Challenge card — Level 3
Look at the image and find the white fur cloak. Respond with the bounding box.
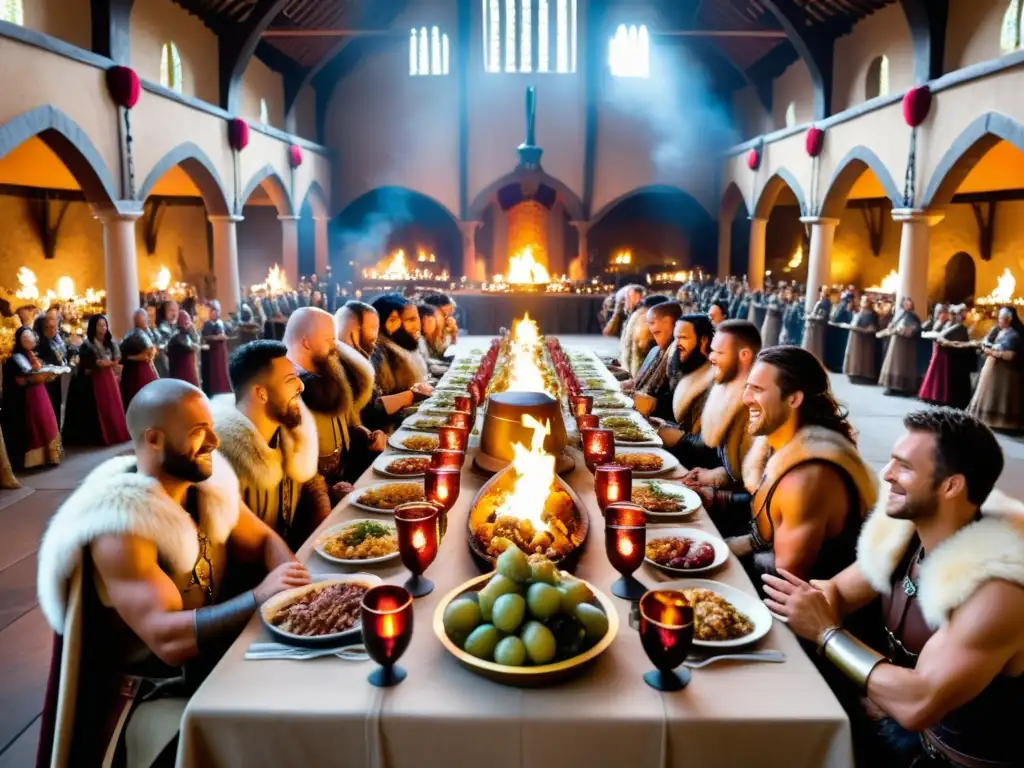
[212,399,319,493]
[672,361,715,425]
[37,453,241,634]
[857,482,1024,629]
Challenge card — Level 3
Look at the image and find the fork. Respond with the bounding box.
[245,642,368,661]
[683,650,786,668]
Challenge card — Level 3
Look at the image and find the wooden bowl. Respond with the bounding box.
[433,573,619,687]
[467,466,590,572]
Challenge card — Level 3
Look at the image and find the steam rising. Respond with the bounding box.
[336,188,413,270]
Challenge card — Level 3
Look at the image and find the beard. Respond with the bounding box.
[317,347,345,385]
[668,348,707,380]
[162,444,213,483]
[885,482,937,521]
[357,333,376,357]
[713,356,738,384]
[270,395,303,429]
[748,401,788,437]
[390,328,420,351]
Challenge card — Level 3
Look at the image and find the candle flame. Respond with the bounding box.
[618,538,635,557]
[380,614,398,638]
[412,529,427,550]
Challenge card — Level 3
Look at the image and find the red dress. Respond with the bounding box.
[1,352,62,469]
[201,320,232,395]
[80,341,131,445]
[168,329,200,387]
[119,329,160,409]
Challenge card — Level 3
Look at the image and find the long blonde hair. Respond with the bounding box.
[620,308,651,377]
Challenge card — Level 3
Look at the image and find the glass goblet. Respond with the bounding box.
[571,394,594,417]
[438,425,469,453]
[604,502,647,600]
[580,427,615,472]
[361,584,414,687]
[394,502,440,597]
[638,589,694,692]
[454,394,476,423]
[576,414,600,431]
[446,411,472,431]
[595,465,632,511]
[430,448,464,470]
[424,468,460,537]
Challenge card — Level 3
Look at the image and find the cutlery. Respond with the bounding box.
[245,642,368,661]
[682,650,786,668]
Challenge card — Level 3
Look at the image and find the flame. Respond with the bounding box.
[15,267,39,300]
[56,276,75,300]
[152,266,171,292]
[866,270,899,295]
[412,529,427,550]
[977,268,1019,305]
[507,313,549,393]
[506,247,551,284]
[497,415,556,529]
[363,249,448,282]
[253,264,291,296]
[788,244,803,270]
[612,250,632,265]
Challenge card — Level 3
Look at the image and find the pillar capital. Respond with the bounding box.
[277,214,302,222]
[748,216,769,224]
[891,208,944,226]
[208,214,245,224]
[95,209,144,223]
[799,216,840,227]
[568,220,589,233]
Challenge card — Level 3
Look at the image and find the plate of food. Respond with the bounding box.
[606,447,680,477]
[655,578,772,648]
[315,519,400,565]
[372,452,432,478]
[421,391,462,410]
[260,574,382,647]
[631,480,701,517]
[433,549,618,686]
[401,413,451,432]
[592,392,635,411]
[388,429,442,453]
[644,527,727,575]
[349,480,426,513]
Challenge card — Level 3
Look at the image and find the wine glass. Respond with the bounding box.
[595,465,632,511]
[580,427,615,472]
[454,394,476,424]
[570,394,593,417]
[361,584,414,687]
[438,425,469,452]
[576,414,600,431]
[424,468,460,538]
[430,448,464,470]
[446,411,472,431]
[638,589,694,692]
[394,502,440,597]
[604,502,647,600]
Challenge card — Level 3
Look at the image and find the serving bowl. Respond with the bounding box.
[433,572,618,686]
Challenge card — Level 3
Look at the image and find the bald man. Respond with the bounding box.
[37,379,306,768]
[284,307,380,495]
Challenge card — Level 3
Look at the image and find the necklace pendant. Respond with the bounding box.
[902,575,917,597]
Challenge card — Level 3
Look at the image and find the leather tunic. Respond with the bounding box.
[883,537,1024,767]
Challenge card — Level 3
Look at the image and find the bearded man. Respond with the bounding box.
[654,313,716,449]
[765,408,1024,768]
[421,291,459,350]
[214,341,330,551]
[36,379,307,768]
[371,294,431,395]
[417,303,450,377]
[631,301,683,419]
[284,307,380,495]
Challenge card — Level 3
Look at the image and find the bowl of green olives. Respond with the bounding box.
[433,548,618,686]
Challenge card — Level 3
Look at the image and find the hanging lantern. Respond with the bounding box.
[747,147,761,171]
[902,85,932,128]
[288,144,303,169]
[106,66,141,109]
[805,126,825,158]
[228,118,250,152]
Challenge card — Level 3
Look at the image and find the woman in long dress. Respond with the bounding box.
[153,299,178,378]
[968,306,1023,431]
[802,287,832,362]
[877,297,923,396]
[201,300,232,395]
[119,308,160,409]
[843,296,880,384]
[68,314,131,445]
[234,304,263,344]
[168,309,201,387]
[1,326,63,469]
[918,305,972,408]
[760,292,783,348]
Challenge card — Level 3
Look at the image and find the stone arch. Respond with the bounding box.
[298,179,329,219]
[820,146,903,219]
[136,141,231,216]
[589,184,714,228]
[943,251,976,305]
[719,181,750,222]
[339,185,461,226]
[0,105,118,207]
[753,168,807,219]
[240,165,295,217]
[921,112,1024,208]
[469,171,584,222]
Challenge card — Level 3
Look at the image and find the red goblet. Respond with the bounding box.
[454,394,476,423]
[576,413,600,431]
[571,394,594,418]
[438,425,469,452]
[424,468,460,538]
[430,448,464,470]
[467,380,482,406]
[580,427,615,472]
[595,465,632,511]
[361,584,414,687]
[446,411,472,431]
[394,502,440,597]
[604,502,647,600]
[638,590,694,692]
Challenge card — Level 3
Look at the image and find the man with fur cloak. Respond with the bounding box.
[655,313,716,452]
[34,379,307,768]
[766,408,1024,768]
[370,294,431,396]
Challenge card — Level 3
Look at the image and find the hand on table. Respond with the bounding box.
[693,485,716,509]
[682,467,726,489]
[621,380,635,393]
[367,430,387,451]
[761,568,840,643]
[411,382,434,397]
[329,481,355,507]
[254,562,311,604]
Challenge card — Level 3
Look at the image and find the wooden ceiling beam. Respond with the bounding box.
[758,0,835,119]
[219,0,292,113]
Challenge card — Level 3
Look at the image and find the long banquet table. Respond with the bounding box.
[177,370,853,768]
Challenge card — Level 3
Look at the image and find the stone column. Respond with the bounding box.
[278,215,301,287]
[458,220,482,281]
[799,216,839,313]
[546,202,566,277]
[209,215,243,317]
[568,221,589,281]
[892,209,944,314]
[747,217,768,290]
[717,217,731,280]
[314,216,330,277]
[97,209,143,338]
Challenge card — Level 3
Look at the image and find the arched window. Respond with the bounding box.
[2,0,23,25]
[865,55,889,100]
[609,24,650,78]
[160,41,183,93]
[484,0,575,73]
[410,26,451,75]
[259,98,269,125]
[1001,0,1023,53]
[784,101,797,128]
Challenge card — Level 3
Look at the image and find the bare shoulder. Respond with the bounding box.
[90,534,160,578]
[953,579,1024,634]
[776,463,849,511]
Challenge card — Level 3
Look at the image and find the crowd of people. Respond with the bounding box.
[601,276,1023,434]
[596,282,1023,766]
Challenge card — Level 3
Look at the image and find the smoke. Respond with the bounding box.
[336,188,414,269]
[602,39,739,175]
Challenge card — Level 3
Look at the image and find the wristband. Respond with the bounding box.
[823,629,887,691]
[193,590,258,653]
[817,626,841,656]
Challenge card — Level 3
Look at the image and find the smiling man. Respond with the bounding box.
[631,301,684,418]
[764,407,1024,767]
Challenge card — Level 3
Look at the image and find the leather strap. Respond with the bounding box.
[922,729,1012,768]
[100,676,144,768]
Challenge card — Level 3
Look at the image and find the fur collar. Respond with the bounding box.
[212,399,319,490]
[299,342,375,424]
[337,341,375,414]
[857,483,1024,629]
[37,453,240,633]
[700,375,748,448]
[672,361,714,423]
[373,336,429,394]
